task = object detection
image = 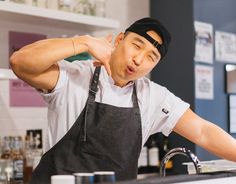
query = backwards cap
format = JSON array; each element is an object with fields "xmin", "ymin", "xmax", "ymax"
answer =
[{"xmin": 125, "ymin": 17, "xmax": 171, "ymax": 58}]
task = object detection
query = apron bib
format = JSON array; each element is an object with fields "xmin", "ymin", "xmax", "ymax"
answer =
[{"xmin": 29, "ymin": 67, "xmax": 142, "ymax": 184}]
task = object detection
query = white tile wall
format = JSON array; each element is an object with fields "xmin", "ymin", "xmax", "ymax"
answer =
[
  {"xmin": 0, "ymin": 0, "xmax": 149, "ymax": 150},
  {"xmin": 0, "ymin": 80, "xmax": 48, "ymax": 146}
]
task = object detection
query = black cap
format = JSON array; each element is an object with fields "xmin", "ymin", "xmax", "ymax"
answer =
[{"xmin": 125, "ymin": 17, "xmax": 171, "ymax": 59}]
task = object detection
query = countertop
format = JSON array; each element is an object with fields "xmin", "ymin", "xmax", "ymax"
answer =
[{"xmin": 115, "ymin": 170, "xmax": 236, "ymax": 184}]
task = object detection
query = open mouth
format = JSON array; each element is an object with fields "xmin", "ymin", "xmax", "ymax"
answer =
[{"xmin": 126, "ymin": 66, "xmax": 136, "ymax": 74}]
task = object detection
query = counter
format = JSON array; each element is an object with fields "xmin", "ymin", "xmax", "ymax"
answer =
[{"xmin": 116, "ymin": 170, "xmax": 236, "ymax": 184}]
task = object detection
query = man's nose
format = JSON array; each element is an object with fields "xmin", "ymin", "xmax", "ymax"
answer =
[{"xmin": 133, "ymin": 52, "xmax": 145, "ymax": 66}]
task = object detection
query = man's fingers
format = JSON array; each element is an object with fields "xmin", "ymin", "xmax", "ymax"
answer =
[
  {"xmin": 93, "ymin": 62, "xmax": 100, "ymax": 67},
  {"xmin": 93, "ymin": 60, "xmax": 111, "ymax": 76},
  {"xmin": 93, "ymin": 61, "xmax": 102, "ymax": 67},
  {"xmin": 94, "ymin": 60, "xmax": 111, "ymax": 76},
  {"xmin": 103, "ymin": 61, "xmax": 112, "ymax": 76},
  {"xmin": 105, "ymin": 34, "xmax": 113, "ymax": 43}
]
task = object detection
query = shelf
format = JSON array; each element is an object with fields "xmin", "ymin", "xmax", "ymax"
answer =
[
  {"xmin": 0, "ymin": 1, "xmax": 120, "ymax": 31},
  {"xmin": 0, "ymin": 68, "xmax": 17, "ymax": 80}
]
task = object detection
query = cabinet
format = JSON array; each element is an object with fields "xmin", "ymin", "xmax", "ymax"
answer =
[{"xmin": 0, "ymin": 1, "xmax": 120, "ymax": 79}]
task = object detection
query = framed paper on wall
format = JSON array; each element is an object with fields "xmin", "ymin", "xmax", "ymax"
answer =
[
  {"xmin": 225, "ymin": 64, "xmax": 236, "ymax": 94},
  {"xmin": 229, "ymin": 95, "xmax": 236, "ymax": 133}
]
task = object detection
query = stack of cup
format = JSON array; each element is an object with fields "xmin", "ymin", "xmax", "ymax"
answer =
[
  {"xmin": 94, "ymin": 171, "xmax": 115, "ymax": 183},
  {"xmin": 51, "ymin": 175, "xmax": 75, "ymax": 184},
  {"xmin": 74, "ymin": 173, "xmax": 94, "ymax": 184}
]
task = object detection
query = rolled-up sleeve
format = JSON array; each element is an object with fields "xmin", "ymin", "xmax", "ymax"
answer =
[
  {"xmin": 148, "ymin": 83, "xmax": 190, "ymax": 136},
  {"xmin": 160, "ymin": 92, "xmax": 190, "ymax": 136},
  {"xmin": 39, "ymin": 60, "xmax": 68, "ymax": 108}
]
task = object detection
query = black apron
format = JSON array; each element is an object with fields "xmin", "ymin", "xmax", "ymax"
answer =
[{"xmin": 29, "ymin": 67, "xmax": 142, "ymax": 184}]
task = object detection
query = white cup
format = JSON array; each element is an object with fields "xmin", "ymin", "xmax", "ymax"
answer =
[{"xmin": 51, "ymin": 175, "xmax": 75, "ymax": 184}]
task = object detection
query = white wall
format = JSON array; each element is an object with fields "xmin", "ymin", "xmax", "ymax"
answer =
[{"xmin": 0, "ymin": 0, "xmax": 149, "ymax": 148}]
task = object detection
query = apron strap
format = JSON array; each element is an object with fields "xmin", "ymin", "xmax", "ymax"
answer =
[
  {"xmin": 81, "ymin": 67, "xmax": 101, "ymax": 141},
  {"xmin": 132, "ymin": 82, "xmax": 139, "ymax": 109},
  {"xmin": 131, "ymin": 82, "xmax": 141, "ymax": 118},
  {"xmin": 89, "ymin": 66, "xmax": 101, "ymax": 98}
]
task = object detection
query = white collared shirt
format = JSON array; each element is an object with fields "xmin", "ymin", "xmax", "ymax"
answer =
[{"xmin": 41, "ymin": 60, "xmax": 189, "ymax": 152}]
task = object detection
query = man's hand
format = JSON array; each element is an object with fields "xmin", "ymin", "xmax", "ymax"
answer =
[{"xmin": 84, "ymin": 34, "xmax": 114, "ymax": 76}]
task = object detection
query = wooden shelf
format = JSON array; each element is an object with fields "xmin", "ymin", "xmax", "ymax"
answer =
[
  {"xmin": 0, "ymin": 68, "xmax": 17, "ymax": 80},
  {"xmin": 0, "ymin": 1, "xmax": 120, "ymax": 31}
]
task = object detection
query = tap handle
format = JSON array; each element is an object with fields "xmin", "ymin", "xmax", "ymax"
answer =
[{"xmin": 160, "ymin": 147, "xmax": 202, "ymax": 177}]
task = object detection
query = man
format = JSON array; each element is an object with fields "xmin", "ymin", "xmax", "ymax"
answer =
[{"xmin": 10, "ymin": 17, "xmax": 236, "ymax": 183}]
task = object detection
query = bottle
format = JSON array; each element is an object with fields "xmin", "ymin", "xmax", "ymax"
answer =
[
  {"xmin": 163, "ymin": 137, "xmax": 173, "ymax": 170},
  {"xmin": 1, "ymin": 136, "xmax": 14, "ymax": 183},
  {"xmin": 46, "ymin": 0, "xmax": 58, "ymax": 10},
  {"xmin": 148, "ymin": 138, "xmax": 159, "ymax": 167},
  {"xmin": 1, "ymin": 136, "xmax": 11, "ymax": 159},
  {"xmin": 94, "ymin": 0, "xmax": 105, "ymax": 17},
  {"xmin": 0, "ymin": 136, "xmax": 2, "ymax": 157},
  {"xmin": 37, "ymin": 0, "xmax": 46, "ymax": 8},
  {"xmin": 73, "ymin": 0, "xmax": 94, "ymax": 15},
  {"xmin": 23, "ymin": 136, "xmax": 33, "ymax": 184},
  {"xmin": 29, "ymin": 132, "xmax": 43, "ymax": 170},
  {"xmin": 58, "ymin": 0, "xmax": 73, "ymax": 12},
  {"xmin": 32, "ymin": 0, "xmax": 37, "ymax": 6},
  {"xmin": 12, "ymin": 136, "xmax": 24, "ymax": 183},
  {"xmin": 146, "ymin": 136, "xmax": 159, "ymax": 173},
  {"xmin": 24, "ymin": 0, "xmax": 33, "ymax": 5},
  {"xmin": 137, "ymin": 146, "xmax": 148, "ymax": 174},
  {"xmin": 9, "ymin": 0, "xmax": 25, "ymax": 4},
  {"xmin": 0, "ymin": 137, "xmax": 6, "ymax": 183}
]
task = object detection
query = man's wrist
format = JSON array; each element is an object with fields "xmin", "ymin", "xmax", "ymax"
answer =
[{"xmin": 72, "ymin": 35, "xmax": 89, "ymax": 55}]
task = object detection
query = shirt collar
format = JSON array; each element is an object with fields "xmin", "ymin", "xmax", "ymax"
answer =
[{"xmin": 101, "ymin": 67, "xmax": 134, "ymax": 88}]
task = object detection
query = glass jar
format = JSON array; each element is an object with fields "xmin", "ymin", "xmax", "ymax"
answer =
[
  {"xmin": 94, "ymin": 0, "xmax": 106, "ymax": 17},
  {"xmin": 73, "ymin": 0, "xmax": 94, "ymax": 15},
  {"xmin": 58, "ymin": 0, "xmax": 73, "ymax": 12},
  {"xmin": 9, "ymin": 0, "xmax": 25, "ymax": 4},
  {"xmin": 46, "ymin": 0, "xmax": 58, "ymax": 10},
  {"xmin": 37, "ymin": 0, "xmax": 46, "ymax": 8},
  {"xmin": 24, "ymin": 0, "xmax": 33, "ymax": 5}
]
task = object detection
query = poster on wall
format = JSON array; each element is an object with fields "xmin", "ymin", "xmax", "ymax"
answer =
[
  {"xmin": 229, "ymin": 95, "xmax": 236, "ymax": 133},
  {"xmin": 194, "ymin": 21, "xmax": 213, "ymax": 64},
  {"xmin": 9, "ymin": 31, "xmax": 47, "ymax": 107},
  {"xmin": 195, "ymin": 64, "xmax": 214, "ymax": 100},
  {"xmin": 215, "ymin": 31, "xmax": 236, "ymax": 63}
]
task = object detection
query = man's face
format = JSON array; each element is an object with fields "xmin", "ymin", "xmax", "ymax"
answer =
[{"xmin": 110, "ymin": 31, "xmax": 162, "ymax": 87}]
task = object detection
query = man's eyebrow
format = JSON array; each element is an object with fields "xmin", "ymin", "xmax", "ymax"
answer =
[
  {"xmin": 133, "ymin": 37, "xmax": 145, "ymax": 44},
  {"xmin": 133, "ymin": 36, "xmax": 160, "ymax": 59}
]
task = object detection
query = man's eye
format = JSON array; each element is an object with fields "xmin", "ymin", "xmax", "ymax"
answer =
[
  {"xmin": 148, "ymin": 55, "xmax": 155, "ymax": 62},
  {"xmin": 133, "ymin": 43, "xmax": 140, "ymax": 48}
]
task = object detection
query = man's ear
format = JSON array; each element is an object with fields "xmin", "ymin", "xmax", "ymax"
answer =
[{"xmin": 114, "ymin": 32, "xmax": 125, "ymax": 47}]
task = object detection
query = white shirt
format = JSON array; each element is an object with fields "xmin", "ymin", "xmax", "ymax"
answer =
[{"xmin": 41, "ymin": 60, "xmax": 190, "ymax": 152}]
